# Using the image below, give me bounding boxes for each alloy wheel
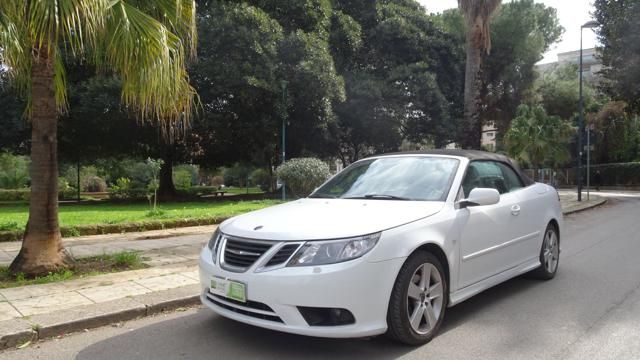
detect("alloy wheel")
[407,263,444,335]
[543,229,559,273]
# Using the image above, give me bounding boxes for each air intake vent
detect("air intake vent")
[265,244,300,267]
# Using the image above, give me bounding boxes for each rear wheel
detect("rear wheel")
[531,224,560,279]
[386,251,447,345]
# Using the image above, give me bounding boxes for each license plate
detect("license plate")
[210,277,246,303]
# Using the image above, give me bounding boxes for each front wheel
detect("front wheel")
[386,251,448,345]
[531,224,560,280]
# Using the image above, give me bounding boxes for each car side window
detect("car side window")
[462,161,523,197]
[495,162,524,193]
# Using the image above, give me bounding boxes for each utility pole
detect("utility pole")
[280,80,288,201]
[577,20,599,201]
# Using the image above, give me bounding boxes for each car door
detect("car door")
[457,161,528,288]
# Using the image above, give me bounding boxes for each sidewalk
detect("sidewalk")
[0,195,608,350]
[559,192,607,214]
[0,225,215,349]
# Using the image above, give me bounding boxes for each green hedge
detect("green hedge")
[0,189,30,202]
[588,162,640,186]
[0,188,84,202]
[0,215,229,242]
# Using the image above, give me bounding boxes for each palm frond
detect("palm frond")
[97,1,197,132]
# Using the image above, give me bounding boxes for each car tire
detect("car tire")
[530,223,560,280]
[386,251,448,345]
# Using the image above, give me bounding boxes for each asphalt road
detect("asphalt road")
[3,193,640,360]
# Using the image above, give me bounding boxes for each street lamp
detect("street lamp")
[280,80,288,201]
[577,20,599,202]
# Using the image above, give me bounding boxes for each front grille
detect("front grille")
[265,244,299,267]
[210,294,274,312]
[222,237,273,270]
[206,293,283,323]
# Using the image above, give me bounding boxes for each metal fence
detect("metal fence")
[524,162,640,188]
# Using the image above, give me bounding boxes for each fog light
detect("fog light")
[297,306,355,326]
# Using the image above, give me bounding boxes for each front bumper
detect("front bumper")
[198,246,405,338]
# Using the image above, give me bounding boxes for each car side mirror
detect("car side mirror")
[457,188,500,209]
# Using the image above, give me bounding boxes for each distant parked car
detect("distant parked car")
[199,150,562,345]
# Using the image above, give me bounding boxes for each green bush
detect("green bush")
[178,185,217,197]
[250,168,272,191]
[173,169,193,190]
[109,177,132,199]
[222,163,252,187]
[0,153,30,189]
[276,158,330,197]
[58,178,78,200]
[589,162,640,186]
[83,175,108,192]
[0,189,30,201]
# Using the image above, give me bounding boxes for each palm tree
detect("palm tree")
[457,0,501,149]
[504,104,575,179]
[0,0,197,276]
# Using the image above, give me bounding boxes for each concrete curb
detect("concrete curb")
[0,285,201,351]
[562,198,607,215]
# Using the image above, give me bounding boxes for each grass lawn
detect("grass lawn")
[0,200,279,232]
[0,251,147,288]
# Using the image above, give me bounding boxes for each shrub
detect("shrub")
[173,168,193,190]
[250,168,272,191]
[211,175,224,188]
[0,189,30,201]
[222,163,252,187]
[174,164,198,188]
[276,158,330,197]
[0,153,30,189]
[109,177,132,199]
[82,176,108,192]
[179,185,216,197]
[58,178,77,200]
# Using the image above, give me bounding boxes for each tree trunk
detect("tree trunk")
[461,20,484,150]
[10,52,72,276]
[158,153,177,200]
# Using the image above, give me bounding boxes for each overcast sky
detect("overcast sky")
[416,0,599,64]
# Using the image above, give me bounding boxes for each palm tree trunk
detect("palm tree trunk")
[462,22,484,150]
[9,53,72,276]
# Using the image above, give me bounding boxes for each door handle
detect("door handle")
[511,204,521,216]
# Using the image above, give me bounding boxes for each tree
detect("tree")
[594,0,640,113]
[480,0,563,141]
[588,101,640,163]
[332,0,464,162]
[534,64,600,121]
[458,0,501,149]
[504,104,575,177]
[0,0,197,275]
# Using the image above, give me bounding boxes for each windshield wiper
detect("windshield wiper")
[344,194,411,201]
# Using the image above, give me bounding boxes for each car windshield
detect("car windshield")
[310,156,460,201]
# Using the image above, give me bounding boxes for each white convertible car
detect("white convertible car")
[199,150,562,345]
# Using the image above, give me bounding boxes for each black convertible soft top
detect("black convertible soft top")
[371,149,535,186]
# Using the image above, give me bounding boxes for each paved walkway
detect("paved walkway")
[0,225,214,324]
[559,191,607,214]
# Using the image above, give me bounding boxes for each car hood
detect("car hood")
[220,198,444,241]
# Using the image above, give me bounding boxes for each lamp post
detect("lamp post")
[280,80,288,201]
[577,20,599,202]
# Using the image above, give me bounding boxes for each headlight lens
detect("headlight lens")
[287,232,381,266]
[207,228,222,263]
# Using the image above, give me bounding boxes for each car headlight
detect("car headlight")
[287,232,381,266]
[207,228,222,263]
